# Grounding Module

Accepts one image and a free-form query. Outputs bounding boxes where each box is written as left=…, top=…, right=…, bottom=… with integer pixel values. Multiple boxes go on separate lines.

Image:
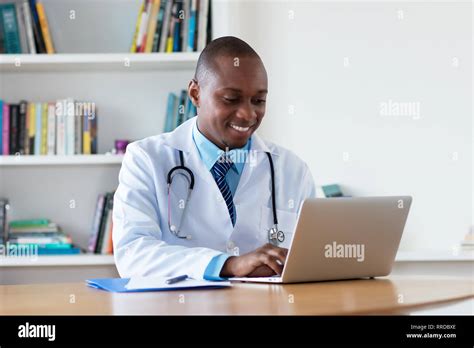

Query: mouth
left=229, top=122, right=255, bottom=133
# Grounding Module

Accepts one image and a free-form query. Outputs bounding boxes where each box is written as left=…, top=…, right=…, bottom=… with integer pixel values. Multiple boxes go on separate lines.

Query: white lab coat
left=113, top=116, right=316, bottom=280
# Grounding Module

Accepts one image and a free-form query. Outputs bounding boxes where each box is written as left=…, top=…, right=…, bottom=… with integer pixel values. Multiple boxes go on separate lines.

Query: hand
left=220, top=243, right=288, bottom=278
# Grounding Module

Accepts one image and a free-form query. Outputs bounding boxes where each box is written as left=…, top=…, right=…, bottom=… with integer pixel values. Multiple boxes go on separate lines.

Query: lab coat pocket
left=259, top=206, right=298, bottom=250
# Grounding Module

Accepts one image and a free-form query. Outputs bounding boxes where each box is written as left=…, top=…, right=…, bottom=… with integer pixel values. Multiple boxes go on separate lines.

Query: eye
left=253, top=99, right=266, bottom=104
left=223, top=97, right=239, bottom=103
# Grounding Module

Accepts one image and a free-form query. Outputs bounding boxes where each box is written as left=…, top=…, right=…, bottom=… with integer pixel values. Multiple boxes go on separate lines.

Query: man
left=113, top=36, right=315, bottom=280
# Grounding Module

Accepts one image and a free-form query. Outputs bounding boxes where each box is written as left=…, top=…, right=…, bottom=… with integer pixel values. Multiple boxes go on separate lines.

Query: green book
left=10, top=219, right=50, bottom=227
left=0, top=4, right=21, bottom=54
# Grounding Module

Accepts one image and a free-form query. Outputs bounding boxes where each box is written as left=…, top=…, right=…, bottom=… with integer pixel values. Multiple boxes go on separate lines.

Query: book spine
left=40, top=102, right=48, bottom=154
left=136, top=0, right=150, bottom=53
left=130, top=0, right=145, bottom=53
left=82, top=109, right=91, bottom=155
left=15, top=2, right=28, bottom=53
left=66, top=99, right=74, bottom=155
left=151, top=1, right=165, bottom=52
left=34, top=102, right=41, bottom=155
left=145, top=0, right=160, bottom=53
left=187, top=0, right=196, bottom=51
left=18, top=100, right=27, bottom=154
left=0, top=100, right=3, bottom=155
left=90, top=110, right=97, bottom=154
left=181, top=0, right=189, bottom=52
left=94, top=193, right=111, bottom=254
left=88, top=194, right=105, bottom=253
left=47, top=102, right=55, bottom=155
left=28, top=102, right=35, bottom=154
left=1, top=4, right=22, bottom=53
left=74, top=102, right=82, bottom=154
left=9, top=104, right=19, bottom=155
left=197, top=0, right=209, bottom=51
left=35, top=2, right=54, bottom=54
left=55, top=100, right=65, bottom=155
left=22, top=1, right=36, bottom=54
left=159, top=0, right=172, bottom=52
left=28, top=0, right=46, bottom=53
left=2, top=103, right=9, bottom=155
left=172, top=1, right=181, bottom=52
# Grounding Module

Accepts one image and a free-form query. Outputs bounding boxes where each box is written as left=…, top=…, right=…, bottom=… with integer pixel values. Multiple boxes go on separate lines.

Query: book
left=34, top=101, right=41, bottom=155
left=158, top=0, right=172, bottom=52
left=197, top=0, right=209, bottom=51
left=65, top=98, right=74, bottom=155
left=0, top=3, right=21, bottom=53
left=10, top=218, right=50, bottom=227
left=187, top=0, right=197, bottom=51
left=35, top=1, right=54, bottom=53
left=130, top=0, right=144, bottom=53
left=28, top=0, right=46, bottom=53
left=22, top=1, right=35, bottom=53
left=2, top=102, right=10, bottom=155
left=0, top=199, right=10, bottom=243
left=0, top=100, right=3, bottom=155
left=151, top=0, right=166, bottom=52
left=46, top=102, right=55, bottom=155
left=144, top=0, right=160, bottom=53
left=95, top=192, right=114, bottom=253
left=136, top=0, right=151, bottom=53
left=14, top=1, right=28, bottom=53
left=18, top=100, right=27, bottom=154
left=9, top=104, right=19, bottom=155
left=28, top=102, right=35, bottom=154
left=40, top=102, right=48, bottom=154
left=180, top=0, right=189, bottom=52
left=88, top=193, right=105, bottom=253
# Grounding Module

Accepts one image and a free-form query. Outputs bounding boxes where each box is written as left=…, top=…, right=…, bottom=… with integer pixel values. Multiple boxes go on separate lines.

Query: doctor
left=113, top=36, right=315, bottom=280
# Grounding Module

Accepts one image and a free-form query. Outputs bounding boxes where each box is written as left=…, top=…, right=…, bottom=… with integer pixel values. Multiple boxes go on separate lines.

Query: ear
left=187, top=79, right=200, bottom=108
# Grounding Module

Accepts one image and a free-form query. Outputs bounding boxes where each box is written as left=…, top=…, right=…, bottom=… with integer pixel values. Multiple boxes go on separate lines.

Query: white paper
left=125, top=276, right=231, bottom=290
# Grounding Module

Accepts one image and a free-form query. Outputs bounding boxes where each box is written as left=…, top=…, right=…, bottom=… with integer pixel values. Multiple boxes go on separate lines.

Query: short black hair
left=194, top=36, right=262, bottom=84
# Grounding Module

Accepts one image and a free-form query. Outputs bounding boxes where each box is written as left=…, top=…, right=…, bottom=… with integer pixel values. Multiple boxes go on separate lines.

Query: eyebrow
left=219, top=87, right=268, bottom=94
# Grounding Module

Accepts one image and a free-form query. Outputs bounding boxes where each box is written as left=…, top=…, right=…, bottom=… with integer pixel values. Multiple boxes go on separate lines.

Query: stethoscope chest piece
left=268, top=225, right=285, bottom=246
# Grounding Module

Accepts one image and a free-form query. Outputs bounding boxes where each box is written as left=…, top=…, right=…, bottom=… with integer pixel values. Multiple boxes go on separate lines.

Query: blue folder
left=86, top=278, right=230, bottom=293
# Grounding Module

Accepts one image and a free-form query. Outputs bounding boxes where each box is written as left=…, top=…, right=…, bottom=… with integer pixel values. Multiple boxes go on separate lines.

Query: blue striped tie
left=211, top=154, right=236, bottom=226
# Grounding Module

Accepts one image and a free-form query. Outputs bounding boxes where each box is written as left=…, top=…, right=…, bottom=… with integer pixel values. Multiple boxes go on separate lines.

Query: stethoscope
left=167, top=150, right=285, bottom=246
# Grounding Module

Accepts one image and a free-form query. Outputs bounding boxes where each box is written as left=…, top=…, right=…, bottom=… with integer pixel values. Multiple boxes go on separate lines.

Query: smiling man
left=113, top=36, right=316, bottom=281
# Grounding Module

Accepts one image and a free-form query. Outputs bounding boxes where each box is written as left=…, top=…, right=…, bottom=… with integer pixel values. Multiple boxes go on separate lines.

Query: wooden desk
left=0, top=276, right=472, bottom=315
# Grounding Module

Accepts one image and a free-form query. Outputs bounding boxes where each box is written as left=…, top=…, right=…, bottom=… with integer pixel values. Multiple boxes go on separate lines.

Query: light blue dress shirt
left=192, top=120, right=250, bottom=280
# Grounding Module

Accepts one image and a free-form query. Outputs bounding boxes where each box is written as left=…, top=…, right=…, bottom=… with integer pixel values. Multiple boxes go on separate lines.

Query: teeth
left=230, top=124, right=250, bottom=132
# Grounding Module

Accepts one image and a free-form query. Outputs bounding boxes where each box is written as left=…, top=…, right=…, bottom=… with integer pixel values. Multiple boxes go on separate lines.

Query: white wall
left=213, top=0, right=473, bottom=252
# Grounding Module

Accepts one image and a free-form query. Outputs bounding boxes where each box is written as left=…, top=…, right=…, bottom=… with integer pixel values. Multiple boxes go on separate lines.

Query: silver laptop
left=231, top=196, right=412, bottom=283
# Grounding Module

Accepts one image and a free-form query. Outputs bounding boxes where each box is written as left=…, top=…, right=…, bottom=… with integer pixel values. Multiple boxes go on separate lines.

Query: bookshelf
left=0, top=0, right=209, bottom=277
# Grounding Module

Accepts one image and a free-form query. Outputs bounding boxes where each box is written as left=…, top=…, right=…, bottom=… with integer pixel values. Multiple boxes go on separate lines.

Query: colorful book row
left=131, top=0, right=211, bottom=53
left=0, top=0, right=54, bottom=54
left=0, top=99, right=97, bottom=156
left=164, top=90, right=197, bottom=132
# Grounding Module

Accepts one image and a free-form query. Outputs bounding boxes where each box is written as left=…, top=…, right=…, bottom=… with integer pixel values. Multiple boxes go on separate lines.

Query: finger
left=247, top=265, right=275, bottom=277
left=259, top=254, right=284, bottom=275
left=265, top=247, right=288, bottom=265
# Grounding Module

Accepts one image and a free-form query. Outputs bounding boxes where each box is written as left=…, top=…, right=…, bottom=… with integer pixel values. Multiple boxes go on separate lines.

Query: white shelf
left=0, top=154, right=124, bottom=166
left=0, top=254, right=115, bottom=267
left=0, top=52, right=200, bottom=72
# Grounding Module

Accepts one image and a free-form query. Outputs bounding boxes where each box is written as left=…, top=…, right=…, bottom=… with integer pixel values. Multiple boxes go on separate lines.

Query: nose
left=235, top=100, right=257, bottom=123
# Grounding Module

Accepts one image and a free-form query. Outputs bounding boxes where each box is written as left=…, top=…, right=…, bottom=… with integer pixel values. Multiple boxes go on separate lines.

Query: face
left=188, top=55, right=268, bottom=150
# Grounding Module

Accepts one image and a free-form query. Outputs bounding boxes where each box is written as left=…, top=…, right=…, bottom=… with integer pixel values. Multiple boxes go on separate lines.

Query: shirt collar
left=192, top=119, right=250, bottom=174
